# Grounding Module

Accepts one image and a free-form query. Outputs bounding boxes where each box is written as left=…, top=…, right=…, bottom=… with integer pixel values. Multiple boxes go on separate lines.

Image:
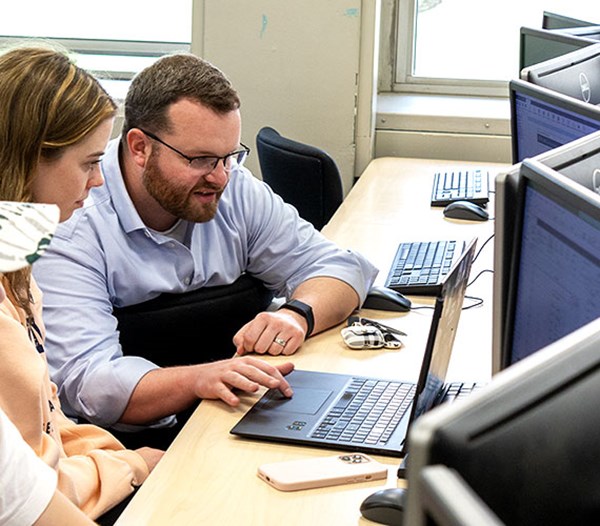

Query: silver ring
left=273, top=337, right=287, bottom=347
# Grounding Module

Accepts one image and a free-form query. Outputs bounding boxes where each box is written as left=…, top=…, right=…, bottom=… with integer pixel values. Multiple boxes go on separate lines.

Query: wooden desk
left=116, top=158, right=509, bottom=526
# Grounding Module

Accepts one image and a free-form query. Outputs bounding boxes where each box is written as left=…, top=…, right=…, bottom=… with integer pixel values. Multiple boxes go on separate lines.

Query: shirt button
left=183, top=277, right=191, bottom=285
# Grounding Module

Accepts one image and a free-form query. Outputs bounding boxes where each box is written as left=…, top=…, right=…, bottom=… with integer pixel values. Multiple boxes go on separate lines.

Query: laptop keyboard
left=311, top=378, right=416, bottom=446
left=440, top=381, right=483, bottom=404
left=384, top=240, right=458, bottom=296
left=431, top=168, right=489, bottom=207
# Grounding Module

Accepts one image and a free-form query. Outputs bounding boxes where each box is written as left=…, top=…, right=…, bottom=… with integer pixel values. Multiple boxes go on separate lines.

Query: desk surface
left=116, top=157, right=509, bottom=526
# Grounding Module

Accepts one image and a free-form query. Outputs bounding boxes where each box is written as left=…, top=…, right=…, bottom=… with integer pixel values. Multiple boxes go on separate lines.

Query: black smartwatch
left=279, top=299, right=314, bottom=338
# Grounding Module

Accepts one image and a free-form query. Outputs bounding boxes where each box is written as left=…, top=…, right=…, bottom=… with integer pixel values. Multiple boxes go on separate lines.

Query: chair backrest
left=113, top=274, right=274, bottom=367
left=256, top=126, right=343, bottom=230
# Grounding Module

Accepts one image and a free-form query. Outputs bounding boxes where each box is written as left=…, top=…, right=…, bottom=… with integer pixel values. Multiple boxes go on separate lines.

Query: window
left=391, top=0, right=598, bottom=97
left=0, top=1, right=192, bottom=100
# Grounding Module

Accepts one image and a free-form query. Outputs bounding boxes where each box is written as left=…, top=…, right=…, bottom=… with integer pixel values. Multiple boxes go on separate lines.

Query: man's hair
left=122, top=53, right=240, bottom=137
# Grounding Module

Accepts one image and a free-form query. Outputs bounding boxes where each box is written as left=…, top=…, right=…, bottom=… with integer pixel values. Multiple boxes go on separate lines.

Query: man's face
left=141, top=98, right=242, bottom=223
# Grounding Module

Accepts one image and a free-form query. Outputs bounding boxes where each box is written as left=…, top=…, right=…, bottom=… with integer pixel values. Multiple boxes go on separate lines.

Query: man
left=34, top=53, right=378, bottom=446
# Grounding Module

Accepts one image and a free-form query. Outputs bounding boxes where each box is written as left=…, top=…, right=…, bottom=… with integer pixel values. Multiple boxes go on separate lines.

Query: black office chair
left=113, top=274, right=274, bottom=367
left=107, top=274, right=274, bottom=450
left=256, top=126, right=344, bottom=230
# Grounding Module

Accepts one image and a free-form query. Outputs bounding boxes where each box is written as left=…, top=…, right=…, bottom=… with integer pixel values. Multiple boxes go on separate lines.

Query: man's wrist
left=278, top=299, right=314, bottom=338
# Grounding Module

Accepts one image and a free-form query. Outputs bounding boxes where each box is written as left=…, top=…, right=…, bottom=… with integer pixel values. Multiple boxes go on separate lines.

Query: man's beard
left=142, top=153, right=224, bottom=223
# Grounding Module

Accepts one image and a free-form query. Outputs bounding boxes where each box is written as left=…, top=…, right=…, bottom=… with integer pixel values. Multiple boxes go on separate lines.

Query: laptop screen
left=406, top=238, right=477, bottom=432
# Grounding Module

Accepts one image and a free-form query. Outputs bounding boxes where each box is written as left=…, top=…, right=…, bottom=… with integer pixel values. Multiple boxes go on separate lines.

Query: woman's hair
left=0, top=43, right=117, bottom=314
left=122, top=52, right=240, bottom=137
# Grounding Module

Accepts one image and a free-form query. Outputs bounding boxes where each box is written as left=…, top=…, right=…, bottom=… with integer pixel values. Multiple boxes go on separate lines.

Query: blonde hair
left=0, top=43, right=117, bottom=314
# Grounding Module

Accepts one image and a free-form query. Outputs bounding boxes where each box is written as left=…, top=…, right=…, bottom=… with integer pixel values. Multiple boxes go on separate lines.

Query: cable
left=408, top=296, right=483, bottom=311
left=463, top=295, right=484, bottom=309
left=467, top=268, right=493, bottom=287
left=471, top=233, right=494, bottom=264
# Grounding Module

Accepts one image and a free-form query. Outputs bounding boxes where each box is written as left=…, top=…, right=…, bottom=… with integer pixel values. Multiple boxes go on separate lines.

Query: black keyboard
left=311, top=378, right=416, bottom=446
left=440, top=381, right=484, bottom=404
left=384, top=240, right=459, bottom=296
left=431, top=168, right=490, bottom=206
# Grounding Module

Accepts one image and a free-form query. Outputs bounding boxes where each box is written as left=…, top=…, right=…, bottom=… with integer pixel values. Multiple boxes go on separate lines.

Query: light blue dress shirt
left=33, top=138, right=378, bottom=429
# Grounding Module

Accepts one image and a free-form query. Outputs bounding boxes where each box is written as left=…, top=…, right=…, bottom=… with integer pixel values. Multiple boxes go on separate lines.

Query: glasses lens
left=188, top=148, right=249, bottom=176
left=189, top=157, right=217, bottom=175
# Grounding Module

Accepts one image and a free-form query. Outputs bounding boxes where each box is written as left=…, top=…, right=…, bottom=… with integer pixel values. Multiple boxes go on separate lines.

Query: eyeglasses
left=139, top=128, right=250, bottom=176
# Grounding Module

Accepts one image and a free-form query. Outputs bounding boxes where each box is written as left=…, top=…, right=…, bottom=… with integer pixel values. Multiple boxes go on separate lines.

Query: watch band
left=279, top=299, right=315, bottom=338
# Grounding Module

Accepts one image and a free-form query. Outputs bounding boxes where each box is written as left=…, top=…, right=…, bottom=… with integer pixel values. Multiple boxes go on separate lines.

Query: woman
left=0, top=203, right=94, bottom=526
left=0, top=45, right=163, bottom=521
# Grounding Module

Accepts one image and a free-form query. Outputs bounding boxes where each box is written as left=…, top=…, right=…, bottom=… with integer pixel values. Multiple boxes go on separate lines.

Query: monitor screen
left=493, top=130, right=600, bottom=374
left=510, top=78, right=600, bottom=164
left=405, top=316, right=600, bottom=526
left=502, top=157, right=600, bottom=369
left=521, top=43, right=600, bottom=104
left=519, top=26, right=595, bottom=72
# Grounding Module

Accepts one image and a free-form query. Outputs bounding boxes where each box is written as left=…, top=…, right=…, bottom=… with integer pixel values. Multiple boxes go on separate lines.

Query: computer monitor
left=503, top=157, right=600, bottom=366
left=405, top=315, right=600, bottom=526
left=542, top=11, right=596, bottom=30
left=520, top=43, right=600, bottom=104
left=519, top=26, right=596, bottom=72
left=492, top=133, right=600, bottom=373
left=509, top=78, right=600, bottom=164
left=561, top=25, right=600, bottom=41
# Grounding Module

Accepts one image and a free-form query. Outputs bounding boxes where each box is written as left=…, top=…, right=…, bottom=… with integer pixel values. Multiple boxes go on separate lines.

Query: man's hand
left=192, top=356, right=295, bottom=406
left=233, top=310, right=307, bottom=356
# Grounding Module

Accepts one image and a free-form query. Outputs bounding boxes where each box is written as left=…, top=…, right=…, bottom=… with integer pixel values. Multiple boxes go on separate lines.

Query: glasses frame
left=139, top=128, right=250, bottom=175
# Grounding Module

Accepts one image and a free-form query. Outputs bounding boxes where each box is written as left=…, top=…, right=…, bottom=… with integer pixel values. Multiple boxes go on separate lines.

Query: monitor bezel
left=561, top=25, right=600, bottom=40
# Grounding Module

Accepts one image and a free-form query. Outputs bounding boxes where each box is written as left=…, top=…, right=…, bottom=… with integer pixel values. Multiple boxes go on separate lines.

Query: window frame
left=0, top=36, right=189, bottom=81
left=391, top=0, right=508, bottom=97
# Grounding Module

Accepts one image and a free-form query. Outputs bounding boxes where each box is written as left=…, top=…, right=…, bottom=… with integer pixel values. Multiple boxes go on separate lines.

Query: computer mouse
left=360, top=487, right=407, bottom=525
left=362, top=286, right=411, bottom=312
left=443, top=200, right=489, bottom=222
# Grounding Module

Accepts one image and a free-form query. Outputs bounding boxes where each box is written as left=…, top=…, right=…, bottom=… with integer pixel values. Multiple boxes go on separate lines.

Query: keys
left=311, top=380, right=415, bottom=445
left=386, top=240, right=457, bottom=294
left=431, top=168, right=489, bottom=206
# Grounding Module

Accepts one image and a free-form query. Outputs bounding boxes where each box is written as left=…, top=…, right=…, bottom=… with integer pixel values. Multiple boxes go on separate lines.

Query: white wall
left=191, top=0, right=378, bottom=195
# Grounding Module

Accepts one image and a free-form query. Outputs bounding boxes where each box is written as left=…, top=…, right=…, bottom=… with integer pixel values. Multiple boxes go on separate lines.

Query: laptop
left=230, top=238, right=479, bottom=457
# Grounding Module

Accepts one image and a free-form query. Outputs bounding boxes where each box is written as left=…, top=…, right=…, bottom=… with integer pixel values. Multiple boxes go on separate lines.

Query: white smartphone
left=257, top=453, right=388, bottom=491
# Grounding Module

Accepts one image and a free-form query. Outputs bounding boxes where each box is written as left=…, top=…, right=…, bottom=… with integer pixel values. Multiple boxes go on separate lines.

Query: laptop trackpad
left=259, top=387, right=333, bottom=414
